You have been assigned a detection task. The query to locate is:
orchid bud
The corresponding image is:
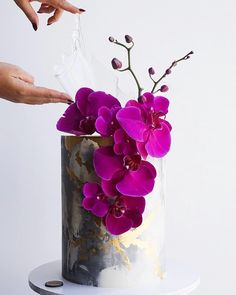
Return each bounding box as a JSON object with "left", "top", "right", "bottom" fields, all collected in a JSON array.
[
  {"left": 165, "top": 69, "right": 171, "bottom": 75},
  {"left": 138, "top": 95, "right": 146, "bottom": 104},
  {"left": 111, "top": 58, "right": 122, "bottom": 70},
  {"left": 109, "top": 36, "right": 115, "bottom": 42},
  {"left": 172, "top": 61, "right": 177, "bottom": 67},
  {"left": 160, "top": 85, "right": 169, "bottom": 92},
  {"left": 125, "top": 35, "right": 133, "bottom": 43},
  {"left": 148, "top": 67, "right": 155, "bottom": 75}
]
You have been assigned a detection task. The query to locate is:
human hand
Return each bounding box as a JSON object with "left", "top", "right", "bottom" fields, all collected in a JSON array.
[
  {"left": 14, "top": 0, "right": 85, "bottom": 30},
  {"left": 0, "top": 63, "right": 73, "bottom": 105}
]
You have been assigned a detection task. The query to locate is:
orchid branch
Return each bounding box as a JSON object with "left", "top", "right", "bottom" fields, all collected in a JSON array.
[
  {"left": 109, "top": 36, "right": 143, "bottom": 97},
  {"left": 150, "top": 51, "right": 194, "bottom": 94}
]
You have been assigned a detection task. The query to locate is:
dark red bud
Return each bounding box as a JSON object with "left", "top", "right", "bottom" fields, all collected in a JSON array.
[
  {"left": 111, "top": 58, "right": 122, "bottom": 70},
  {"left": 138, "top": 95, "right": 147, "bottom": 104},
  {"left": 148, "top": 67, "right": 155, "bottom": 75},
  {"left": 160, "top": 85, "right": 169, "bottom": 92},
  {"left": 125, "top": 35, "right": 133, "bottom": 43},
  {"left": 165, "top": 69, "right": 172, "bottom": 75},
  {"left": 172, "top": 61, "right": 178, "bottom": 67},
  {"left": 109, "top": 36, "right": 115, "bottom": 42}
]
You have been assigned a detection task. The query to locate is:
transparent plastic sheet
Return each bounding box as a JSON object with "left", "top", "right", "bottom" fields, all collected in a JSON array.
[
  {"left": 56, "top": 16, "right": 166, "bottom": 287},
  {"left": 54, "top": 15, "right": 126, "bottom": 100}
]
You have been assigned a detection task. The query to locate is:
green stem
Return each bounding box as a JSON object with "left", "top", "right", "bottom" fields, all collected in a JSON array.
[
  {"left": 151, "top": 51, "right": 194, "bottom": 93},
  {"left": 114, "top": 40, "right": 143, "bottom": 97}
]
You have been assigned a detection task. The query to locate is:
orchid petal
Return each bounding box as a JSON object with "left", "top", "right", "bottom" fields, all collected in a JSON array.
[
  {"left": 136, "top": 141, "right": 148, "bottom": 160},
  {"left": 56, "top": 103, "right": 85, "bottom": 135},
  {"left": 95, "top": 116, "right": 109, "bottom": 135},
  {"left": 88, "top": 91, "right": 121, "bottom": 116},
  {"left": 116, "top": 162, "right": 156, "bottom": 197},
  {"left": 145, "top": 123, "right": 171, "bottom": 158},
  {"left": 94, "top": 147, "right": 123, "bottom": 181},
  {"left": 153, "top": 96, "right": 169, "bottom": 114},
  {"left": 126, "top": 210, "right": 143, "bottom": 228},
  {"left": 106, "top": 213, "right": 133, "bottom": 235},
  {"left": 92, "top": 201, "right": 109, "bottom": 218},
  {"left": 114, "top": 128, "right": 126, "bottom": 144},
  {"left": 75, "top": 87, "right": 94, "bottom": 115},
  {"left": 101, "top": 170, "right": 124, "bottom": 197},
  {"left": 82, "top": 197, "right": 96, "bottom": 211},
  {"left": 83, "top": 183, "right": 100, "bottom": 198},
  {"left": 142, "top": 92, "right": 154, "bottom": 109},
  {"left": 116, "top": 107, "right": 148, "bottom": 141},
  {"left": 123, "top": 196, "right": 146, "bottom": 214}
]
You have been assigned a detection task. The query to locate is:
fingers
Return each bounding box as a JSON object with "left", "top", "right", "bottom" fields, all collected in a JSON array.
[
  {"left": 37, "top": 4, "right": 55, "bottom": 14},
  {"left": 50, "top": 0, "right": 85, "bottom": 14},
  {"left": 12, "top": 67, "right": 35, "bottom": 84},
  {"left": 15, "top": 0, "right": 39, "bottom": 30},
  {"left": 47, "top": 8, "right": 63, "bottom": 25},
  {"left": 23, "top": 85, "right": 73, "bottom": 105},
  {"left": 0, "top": 62, "right": 73, "bottom": 105}
]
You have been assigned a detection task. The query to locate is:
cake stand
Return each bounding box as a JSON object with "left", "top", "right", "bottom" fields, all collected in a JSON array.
[{"left": 28, "top": 260, "right": 200, "bottom": 295}]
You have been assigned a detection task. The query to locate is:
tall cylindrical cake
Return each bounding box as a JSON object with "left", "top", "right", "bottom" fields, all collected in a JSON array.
[{"left": 61, "top": 135, "right": 166, "bottom": 288}]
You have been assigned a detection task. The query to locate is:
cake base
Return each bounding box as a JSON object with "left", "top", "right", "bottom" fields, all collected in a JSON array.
[{"left": 28, "top": 260, "right": 200, "bottom": 295}]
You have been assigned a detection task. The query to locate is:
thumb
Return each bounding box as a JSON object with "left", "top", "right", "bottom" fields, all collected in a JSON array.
[{"left": 15, "top": 0, "right": 39, "bottom": 30}]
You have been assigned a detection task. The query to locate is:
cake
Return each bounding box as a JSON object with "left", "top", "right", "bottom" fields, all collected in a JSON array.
[
  {"left": 61, "top": 136, "right": 165, "bottom": 287},
  {"left": 56, "top": 33, "right": 193, "bottom": 288}
]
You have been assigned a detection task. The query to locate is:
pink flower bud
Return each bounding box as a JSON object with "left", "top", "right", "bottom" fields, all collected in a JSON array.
[
  {"left": 111, "top": 58, "right": 122, "bottom": 70},
  {"left": 160, "top": 85, "right": 169, "bottom": 92},
  {"left": 125, "top": 35, "right": 133, "bottom": 43},
  {"left": 165, "top": 69, "right": 171, "bottom": 75},
  {"left": 148, "top": 67, "right": 155, "bottom": 75},
  {"left": 109, "top": 36, "right": 115, "bottom": 42},
  {"left": 138, "top": 95, "right": 146, "bottom": 104}
]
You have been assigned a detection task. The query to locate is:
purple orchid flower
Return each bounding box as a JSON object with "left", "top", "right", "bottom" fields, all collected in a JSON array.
[
  {"left": 57, "top": 87, "right": 121, "bottom": 136},
  {"left": 113, "top": 128, "right": 137, "bottom": 156},
  {"left": 105, "top": 195, "right": 145, "bottom": 235},
  {"left": 116, "top": 92, "right": 172, "bottom": 159},
  {"left": 95, "top": 106, "right": 120, "bottom": 136},
  {"left": 82, "top": 183, "right": 110, "bottom": 218},
  {"left": 93, "top": 147, "right": 156, "bottom": 197}
]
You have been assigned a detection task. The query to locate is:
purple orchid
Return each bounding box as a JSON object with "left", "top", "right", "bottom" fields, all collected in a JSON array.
[
  {"left": 57, "top": 87, "right": 121, "bottom": 136},
  {"left": 113, "top": 128, "right": 137, "bottom": 156},
  {"left": 116, "top": 92, "right": 172, "bottom": 159},
  {"left": 82, "top": 183, "right": 110, "bottom": 218},
  {"left": 105, "top": 195, "right": 145, "bottom": 235},
  {"left": 82, "top": 182, "right": 146, "bottom": 235},
  {"left": 93, "top": 147, "right": 156, "bottom": 197},
  {"left": 95, "top": 106, "right": 120, "bottom": 136}
]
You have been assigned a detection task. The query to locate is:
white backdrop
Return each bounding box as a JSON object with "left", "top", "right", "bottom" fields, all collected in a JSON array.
[{"left": 0, "top": 0, "right": 236, "bottom": 294}]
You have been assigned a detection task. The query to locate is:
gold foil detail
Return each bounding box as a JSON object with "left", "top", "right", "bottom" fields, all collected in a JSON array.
[{"left": 108, "top": 238, "right": 131, "bottom": 269}]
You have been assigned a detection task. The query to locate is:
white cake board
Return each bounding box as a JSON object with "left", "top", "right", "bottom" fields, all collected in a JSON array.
[{"left": 28, "top": 261, "right": 200, "bottom": 295}]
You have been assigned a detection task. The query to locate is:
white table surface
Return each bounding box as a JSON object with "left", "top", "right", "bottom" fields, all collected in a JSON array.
[{"left": 29, "top": 260, "right": 200, "bottom": 295}]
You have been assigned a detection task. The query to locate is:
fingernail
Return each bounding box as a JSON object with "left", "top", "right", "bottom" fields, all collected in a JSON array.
[
  {"left": 32, "top": 23, "right": 38, "bottom": 31},
  {"left": 68, "top": 99, "right": 74, "bottom": 103},
  {"left": 79, "top": 8, "right": 86, "bottom": 12}
]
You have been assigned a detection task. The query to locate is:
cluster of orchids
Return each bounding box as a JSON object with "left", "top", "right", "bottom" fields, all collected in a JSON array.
[{"left": 57, "top": 35, "right": 193, "bottom": 235}]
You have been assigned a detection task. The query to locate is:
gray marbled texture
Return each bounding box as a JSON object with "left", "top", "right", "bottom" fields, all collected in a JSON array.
[{"left": 61, "top": 136, "right": 131, "bottom": 286}]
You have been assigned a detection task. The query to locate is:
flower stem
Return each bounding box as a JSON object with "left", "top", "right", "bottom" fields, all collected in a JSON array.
[
  {"left": 114, "top": 40, "right": 143, "bottom": 97},
  {"left": 151, "top": 51, "right": 194, "bottom": 94}
]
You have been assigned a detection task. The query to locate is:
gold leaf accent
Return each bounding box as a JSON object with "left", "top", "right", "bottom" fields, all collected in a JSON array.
[{"left": 108, "top": 238, "right": 131, "bottom": 269}]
